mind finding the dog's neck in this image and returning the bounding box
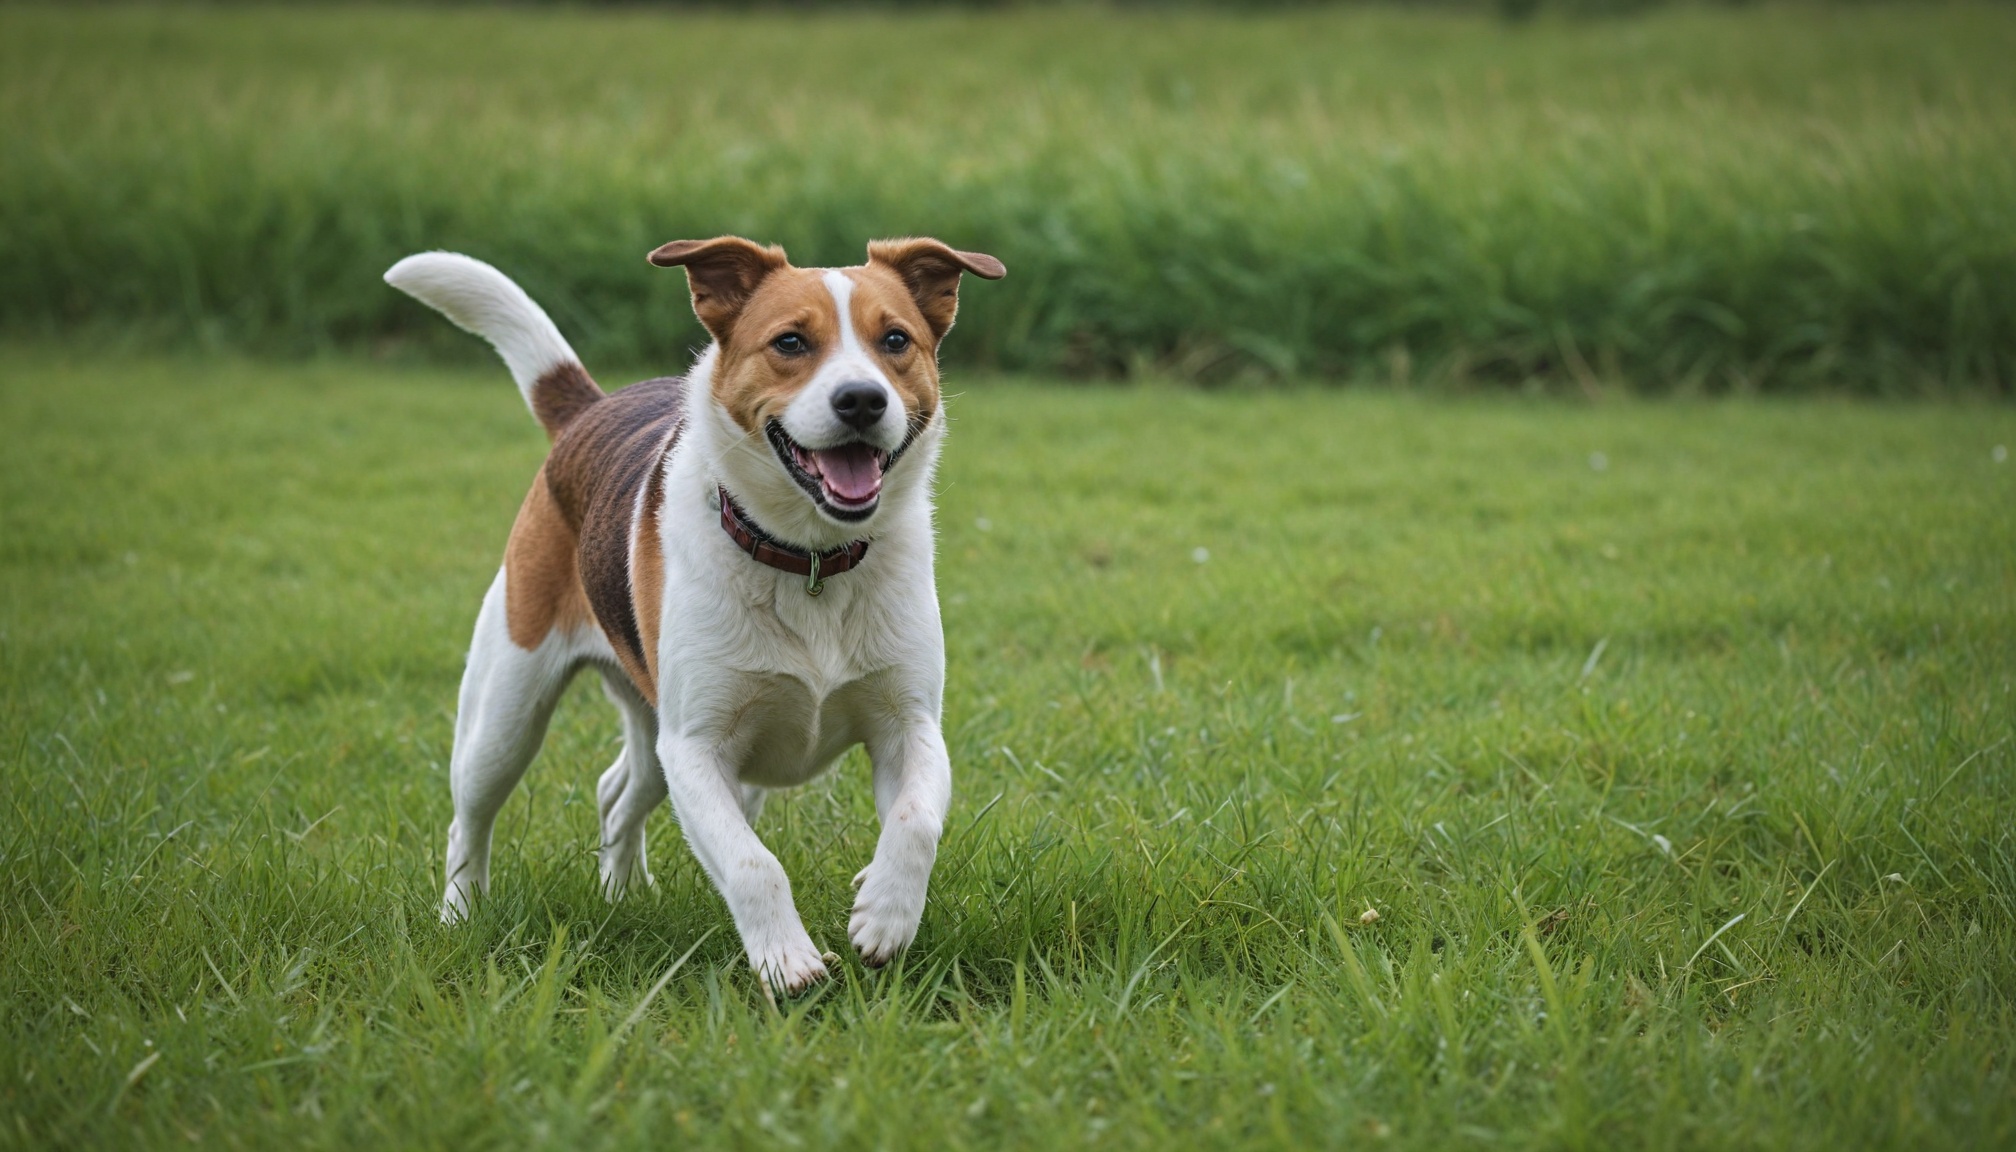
[716,485,872,596]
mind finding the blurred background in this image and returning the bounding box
[4,0,2012,392]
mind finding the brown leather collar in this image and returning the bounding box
[718,486,870,597]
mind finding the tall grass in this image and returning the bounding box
[3,3,2015,390]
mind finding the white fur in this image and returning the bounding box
[384,252,580,413]
[426,259,953,996]
[439,568,622,919]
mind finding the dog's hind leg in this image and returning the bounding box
[595,668,665,900]
[441,570,578,923]
[737,784,768,825]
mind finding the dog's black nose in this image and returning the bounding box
[830,382,888,431]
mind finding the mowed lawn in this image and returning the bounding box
[1,344,2012,1149]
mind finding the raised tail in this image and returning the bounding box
[384,252,604,438]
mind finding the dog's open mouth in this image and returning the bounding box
[767,421,887,520]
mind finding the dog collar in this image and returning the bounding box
[717,486,870,597]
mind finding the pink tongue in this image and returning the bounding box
[812,443,883,503]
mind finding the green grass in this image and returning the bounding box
[2,341,2013,1148]
[3,3,2015,390]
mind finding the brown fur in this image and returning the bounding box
[530,362,606,440]
[647,237,789,342]
[708,266,855,435]
[503,465,592,649]
[864,238,1006,340]
[504,375,685,698]
[631,455,667,691]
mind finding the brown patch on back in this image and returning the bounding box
[541,376,686,697]
[530,362,605,440]
[504,464,591,649]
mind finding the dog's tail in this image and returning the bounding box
[384,252,604,439]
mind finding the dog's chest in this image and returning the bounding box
[662,572,894,783]
[716,670,882,787]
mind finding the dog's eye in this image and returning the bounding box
[880,330,911,354]
[772,333,808,355]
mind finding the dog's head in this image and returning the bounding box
[650,236,1004,542]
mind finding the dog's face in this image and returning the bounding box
[650,237,1004,532]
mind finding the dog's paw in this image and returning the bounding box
[848,862,926,967]
[749,930,829,998]
[439,880,479,925]
[598,846,654,903]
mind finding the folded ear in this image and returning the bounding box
[647,236,790,342]
[865,238,1006,341]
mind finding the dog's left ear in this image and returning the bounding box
[866,238,1006,341]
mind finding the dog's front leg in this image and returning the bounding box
[659,734,827,996]
[849,721,951,966]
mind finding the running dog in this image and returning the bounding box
[385,236,1004,993]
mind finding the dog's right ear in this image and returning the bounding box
[647,236,789,343]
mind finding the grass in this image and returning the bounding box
[1,340,2012,1148]
[3,2,2016,390]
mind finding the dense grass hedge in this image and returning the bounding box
[4,3,2014,390]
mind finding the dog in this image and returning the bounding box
[384,236,1004,994]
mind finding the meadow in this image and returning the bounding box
[3,3,2016,390]
[1,340,2012,1149]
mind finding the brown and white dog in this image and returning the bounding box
[385,237,1004,993]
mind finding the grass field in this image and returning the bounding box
[4,3,2015,390]
[2,342,2012,1148]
